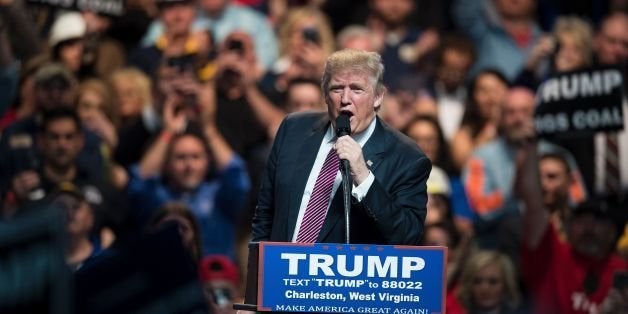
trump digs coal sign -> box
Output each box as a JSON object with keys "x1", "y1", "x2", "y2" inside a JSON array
[{"x1": 534, "y1": 66, "x2": 625, "y2": 136}]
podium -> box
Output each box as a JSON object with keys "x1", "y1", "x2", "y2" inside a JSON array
[
  {"x1": 235, "y1": 242, "x2": 261, "y2": 311},
  {"x1": 235, "y1": 242, "x2": 446, "y2": 313}
]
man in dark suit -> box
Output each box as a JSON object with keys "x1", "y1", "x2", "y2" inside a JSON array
[{"x1": 251, "y1": 49, "x2": 431, "y2": 245}]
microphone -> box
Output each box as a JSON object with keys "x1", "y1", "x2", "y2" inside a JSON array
[
  {"x1": 336, "y1": 114, "x2": 352, "y2": 243},
  {"x1": 335, "y1": 114, "x2": 351, "y2": 175}
]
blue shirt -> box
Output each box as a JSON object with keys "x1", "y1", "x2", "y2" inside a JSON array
[
  {"x1": 453, "y1": 0, "x2": 542, "y2": 81},
  {"x1": 127, "y1": 156, "x2": 250, "y2": 259},
  {"x1": 141, "y1": 4, "x2": 278, "y2": 70}
]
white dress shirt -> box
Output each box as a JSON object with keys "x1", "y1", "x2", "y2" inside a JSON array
[{"x1": 291, "y1": 118, "x2": 377, "y2": 242}]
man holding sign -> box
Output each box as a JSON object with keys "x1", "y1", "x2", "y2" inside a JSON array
[
  {"x1": 533, "y1": 12, "x2": 628, "y2": 196},
  {"x1": 463, "y1": 87, "x2": 587, "y2": 262}
]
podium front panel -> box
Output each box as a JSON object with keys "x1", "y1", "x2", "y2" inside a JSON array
[{"x1": 256, "y1": 242, "x2": 446, "y2": 313}]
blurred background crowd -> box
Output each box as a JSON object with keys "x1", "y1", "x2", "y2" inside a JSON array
[{"x1": 1, "y1": 0, "x2": 627, "y2": 313}]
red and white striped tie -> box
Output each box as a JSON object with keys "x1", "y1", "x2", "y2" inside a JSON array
[{"x1": 296, "y1": 148, "x2": 340, "y2": 243}]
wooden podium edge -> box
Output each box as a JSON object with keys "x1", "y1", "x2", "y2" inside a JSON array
[{"x1": 233, "y1": 303, "x2": 257, "y2": 311}]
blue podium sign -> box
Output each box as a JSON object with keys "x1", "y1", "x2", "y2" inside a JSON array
[{"x1": 257, "y1": 242, "x2": 446, "y2": 313}]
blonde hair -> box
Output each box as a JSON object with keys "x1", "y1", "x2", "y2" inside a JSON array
[
  {"x1": 277, "y1": 7, "x2": 335, "y2": 57},
  {"x1": 77, "y1": 78, "x2": 118, "y2": 127},
  {"x1": 322, "y1": 49, "x2": 386, "y2": 98},
  {"x1": 456, "y1": 250, "x2": 521, "y2": 311},
  {"x1": 553, "y1": 16, "x2": 594, "y2": 66},
  {"x1": 109, "y1": 67, "x2": 153, "y2": 110}
]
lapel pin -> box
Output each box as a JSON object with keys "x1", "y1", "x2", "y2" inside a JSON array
[{"x1": 367, "y1": 160, "x2": 373, "y2": 167}]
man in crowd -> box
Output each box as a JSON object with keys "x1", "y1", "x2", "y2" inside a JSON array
[
  {"x1": 517, "y1": 142, "x2": 628, "y2": 314},
  {"x1": 141, "y1": 0, "x2": 277, "y2": 73},
  {"x1": 284, "y1": 77, "x2": 325, "y2": 113},
  {"x1": 128, "y1": 0, "x2": 198, "y2": 79},
  {"x1": 425, "y1": 34, "x2": 475, "y2": 140},
  {"x1": 463, "y1": 87, "x2": 586, "y2": 261},
  {"x1": 9, "y1": 108, "x2": 129, "y2": 244},
  {"x1": 367, "y1": 0, "x2": 440, "y2": 91},
  {"x1": 126, "y1": 82, "x2": 250, "y2": 259},
  {"x1": 538, "y1": 152, "x2": 575, "y2": 241},
  {"x1": 591, "y1": 12, "x2": 628, "y2": 195},
  {"x1": 0, "y1": 63, "x2": 106, "y2": 208},
  {"x1": 453, "y1": 0, "x2": 542, "y2": 80}
]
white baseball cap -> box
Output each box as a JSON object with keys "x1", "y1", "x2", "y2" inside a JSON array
[
  {"x1": 427, "y1": 166, "x2": 451, "y2": 196},
  {"x1": 48, "y1": 12, "x2": 86, "y2": 48}
]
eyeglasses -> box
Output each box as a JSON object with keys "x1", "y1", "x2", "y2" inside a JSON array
[{"x1": 472, "y1": 277, "x2": 501, "y2": 286}]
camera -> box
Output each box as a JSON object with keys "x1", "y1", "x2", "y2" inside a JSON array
[
  {"x1": 302, "y1": 27, "x2": 320, "y2": 44},
  {"x1": 10, "y1": 143, "x2": 45, "y2": 201},
  {"x1": 227, "y1": 39, "x2": 244, "y2": 55},
  {"x1": 166, "y1": 54, "x2": 195, "y2": 73},
  {"x1": 10, "y1": 136, "x2": 39, "y2": 174}
]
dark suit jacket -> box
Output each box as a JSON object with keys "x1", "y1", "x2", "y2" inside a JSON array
[{"x1": 251, "y1": 111, "x2": 431, "y2": 245}]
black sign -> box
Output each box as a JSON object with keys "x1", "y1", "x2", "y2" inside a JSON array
[
  {"x1": 534, "y1": 66, "x2": 625, "y2": 136},
  {"x1": 27, "y1": 0, "x2": 125, "y2": 17}
]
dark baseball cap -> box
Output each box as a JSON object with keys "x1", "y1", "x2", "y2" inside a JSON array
[{"x1": 571, "y1": 195, "x2": 627, "y2": 231}]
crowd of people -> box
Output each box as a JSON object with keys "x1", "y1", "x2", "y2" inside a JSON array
[{"x1": 1, "y1": 0, "x2": 628, "y2": 313}]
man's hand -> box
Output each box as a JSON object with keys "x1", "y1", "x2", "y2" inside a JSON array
[
  {"x1": 293, "y1": 41, "x2": 326, "y2": 76},
  {"x1": 82, "y1": 110, "x2": 118, "y2": 148},
  {"x1": 414, "y1": 28, "x2": 440, "y2": 61},
  {"x1": 11, "y1": 171, "x2": 40, "y2": 200},
  {"x1": 525, "y1": 35, "x2": 555, "y2": 70},
  {"x1": 162, "y1": 94, "x2": 187, "y2": 134},
  {"x1": 198, "y1": 80, "x2": 217, "y2": 126},
  {"x1": 335, "y1": 135, "x2": 370, "y2": 185}
]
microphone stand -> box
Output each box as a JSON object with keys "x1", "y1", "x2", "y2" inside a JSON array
[
  {"x1": 341, "y1": 166, "x2": 352, "y2": 244},
  {"x1": 335, "y1": 114, "x2": 352, "y2": 244}
]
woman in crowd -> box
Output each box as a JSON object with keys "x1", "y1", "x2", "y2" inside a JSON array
[
  {"x1": 259, "y1": 7, "x2": 335, "y2": 104},
  {"x1": 109, "y1": 67, "x2": 160, "y2": 168},
  {"x1": 76, "y1": 78, "x2": 128, "y2": 188},
  {"x1": 448, "y1": 250, "x2": 523, "y2": 314},
  {"x1": 48, "y1": 13, "x2": 87, "y2": 77},
  {"x1": 406, "y1": 115, "x2": 474, "y2": 236},
  {"x1": 516, "y1": 16, "x2": 593, "y2": 89},
  {"x1": 108, "y1": 67, "x2": 153, "y2": 128},
  {"x1": 405, "y1": 115, "x2": 456, "y2": 174},
  {"x1": 450, "y1": 70, "x2": 509, "y2": 172},
  {"x1": 76, "y1": 79, "x2": 118, "y2": 149}
]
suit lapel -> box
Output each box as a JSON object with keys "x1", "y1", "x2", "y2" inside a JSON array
[
  {"x1": 317, "y1": 117, "x2": 389, "y2": 242},
  {"x1": 361, "y1": 118, "x2": 388, "y2": 174},
  {"x1": 286, "y1": 114, "x2": 330, "y2": 239}
]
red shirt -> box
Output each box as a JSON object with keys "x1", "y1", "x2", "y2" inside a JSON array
[
  {"x1": 446, "y1": 282, "x2": 467, "y2": 314},
  {"x1": 521, "y1": 224, "x2": 628, "y2": 314}
]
